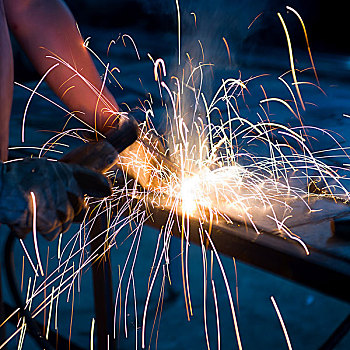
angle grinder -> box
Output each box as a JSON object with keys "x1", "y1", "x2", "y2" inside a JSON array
[{"x1": 60, "y1": 116, "x2": 139, "y2": 172}]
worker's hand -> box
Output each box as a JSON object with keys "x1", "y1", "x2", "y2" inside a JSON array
[
  {"x1": 116, "y1": 132, "x2": 177, "y2": 191},
  {"x1": 0, "y1": 158, "x2": 112, "y2": 241}
]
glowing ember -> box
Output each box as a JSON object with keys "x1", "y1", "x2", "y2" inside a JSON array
[{"x1": 180, "y1": 176, "x2": 199, "y2": 215}]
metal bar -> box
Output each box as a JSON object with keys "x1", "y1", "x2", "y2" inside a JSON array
[
  {"x1": 145, "y1": 204, "x2": 350, "y2": 304},
  {"x1": 0, "y1": 262, "x2": 7, "y2": 349},
  {"x1": 90, "y1": 213, "x2": 115, "y2": 350},
  {"x1": 319, "y1": 314, "x2": 350, "y2": 350}
]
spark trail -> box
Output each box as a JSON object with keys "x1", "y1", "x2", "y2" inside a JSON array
[{"x1": 4, "y1": 6, "x2": 350, "y2": 350}]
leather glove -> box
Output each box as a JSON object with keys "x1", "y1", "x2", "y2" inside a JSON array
[{"x1": 0, "y1": 158, "x2": 112, "y2": 241}]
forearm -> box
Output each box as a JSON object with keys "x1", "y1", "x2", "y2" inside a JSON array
[
  {"x1": 3, "y1": 0, "x2": 160, "y2": 191},
  {"x1": 4, "y1": 0, "x2": 120, "y2": 133},
  {"x1": 0, "y1": 0, "x2": 13, "y2": 160}
]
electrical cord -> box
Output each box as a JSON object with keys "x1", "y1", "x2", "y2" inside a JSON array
[{"x1": 4, "y1": 231, "x2": 55, "y2": 350}]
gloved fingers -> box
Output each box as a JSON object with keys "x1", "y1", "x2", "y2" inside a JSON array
[
  {"x1": 66, "y1": 192, "x2": 86, "y2": 221},
  {"x1": 35, "y1": 211, "x2": 62, "y2": 237},
  {"x1": 38, "y1": 191, "x2": 75, "y2": 238},
  {"x1": 1, "y1": 158, "x2": 111, "y2": 242},
  {"x1": 60, "y1": 220, "x2": 72, "y2": 235},
  {"x1": 56, "y1": 199, "x2": 75, "y2": 231},
  {"x1": 9, "y1": 224, "x2": 31, "y2": 240},
  {"x1": 73, "y1": 205, "x2": 88, "y2": 223},
  {"x1": 33, "y1": 203, "x2": 74, "y2": 241},
  {"x1": 67, "y1": 191, "x2": 88, "y2": 222},
  {"x1": 10, "y1": 216, "x2": 64, "y2": 242},
  {"x1": 43, "y1": 225, "x2": 64, "y2": 242},
  {"x1": 70, "y1": 164, "x2": 112, "y2": 198},
  {"x1": 5, "y1": 199, "x2": 32, "y2": 240},
  {"x1": 35, "y1": 207, "x2": 72, "y2": 241},
  {"x1": 30, "y1": 185, "x2": 68, "y2": 236}
]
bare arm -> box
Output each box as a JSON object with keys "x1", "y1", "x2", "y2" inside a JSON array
[
  {"x1": 0, "y1": 0, "x2": 13, "y2": 160},
  {"x1": 4, "y1": 0, "x2": 163, "y2": 190},
  {"x1": 4, "y1": 0, "x2": 120, "y2": 133}
]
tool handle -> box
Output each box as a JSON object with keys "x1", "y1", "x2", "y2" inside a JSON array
[{"x1": 61, "y1": 115, "x2": 139, "y2": 173}]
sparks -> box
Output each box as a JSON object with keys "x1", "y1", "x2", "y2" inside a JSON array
[
  {"x1": 30, "y1": 191, "x2": 44, "y2": 277},
  {"x1": 9, "y1": 7, "x2": 350, "y2": 350}
]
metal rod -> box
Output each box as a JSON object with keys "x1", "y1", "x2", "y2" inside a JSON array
[
  {"x1": 0, "y1": 262, "x2": 7, "y2": 349},
  {"x1": 143, "y1": 203, "x2": 350, "y2": 304},
  {"x1": 319, "y1": 314, "x2": 350, "y2": 350},
  {"x1": 90, "y1": 213, "x2": 115, "y2": 350}
]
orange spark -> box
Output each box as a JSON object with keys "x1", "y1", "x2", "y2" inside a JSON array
[
  {"x1": 260, "y1": 84, "x2": 270, "y2": 114},
  {"x1": 107, "y1": 39, "x2": 116, "y2": 56},
  {"x1": 278, "y1": 13, "x2": 306, "y2": 111},
  {"x1": 287, "y1": 6, "x2": 319, "y2": 85},
  {"x1": 61, "y1": 85, "x2": 75, "y2": 99},
  {"x1": 248, "y1": 12, "x2": 263, "y2": 29},
  {"x1": 122, "y1": 34, "x2": 140, "y2": 60},
  {"x1": 198, "y1": 39, "x2": 205, "y2": 62},
  {"x1": 222, "y1": 36, "x2": 231, "y2": 66},
  {"x1": 191, "y1": 12, "x2": 197, "y2": 28}
]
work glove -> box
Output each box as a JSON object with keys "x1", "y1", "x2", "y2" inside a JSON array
[{"x1": 0, "y1": 158, "x2": 112, "y2": 241}]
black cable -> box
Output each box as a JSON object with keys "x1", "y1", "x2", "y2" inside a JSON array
[{"x1": 4, "y1": 232, "x2": 55, "y2": 350}]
